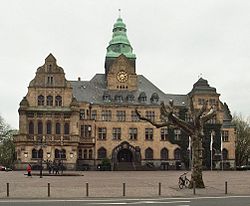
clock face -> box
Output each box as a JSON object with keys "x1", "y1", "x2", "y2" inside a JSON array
[{"x1": 117, "y1": 71, "x2": 128, "y2": 83}]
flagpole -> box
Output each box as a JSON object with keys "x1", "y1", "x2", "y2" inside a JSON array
[
  {"x1": 210, "y1": 131, "x2": 213, "y2": 171},
  {"x1": 221, "y1": 132, "x2": 223, "y2": 171},
  {"x1": 188, "y1": 136, "x2": 192, "y2": 170}
]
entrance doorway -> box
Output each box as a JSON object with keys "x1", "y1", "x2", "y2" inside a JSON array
[{"x1": 117, "y1": 149, "x2": 133, "y2": 162}]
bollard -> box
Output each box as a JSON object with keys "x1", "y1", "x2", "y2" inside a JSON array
[
  {"x1": 123, "y1": 183, "x2": 126, "y2": 196},
  {"x1": 6, "y1": 183, "x2": 9, "y2": 197},
  {"x1": 158, "y1": 182, "x2": 161, "y2": 196},
  {"x1": 48, "y1": 183, "x2": 50, "y2": 197},
  {"x1": 225, "y1": 181, "x2": 227, "y2": 194},
  {"x1": 86, "y1": 182, "x2": 89, "y2": 197},
  {"x1": 193, "y1": 181, "x2": 196, "y2": 195}
]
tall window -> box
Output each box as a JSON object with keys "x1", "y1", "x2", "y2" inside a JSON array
[
  {"x1": 29, "y1": 121, "x2": 34, "y2": 134},
  {"x1": 91, "y1": 110, "x2": 97, "y2": 120},
  {"x1": 78, "y1": 149, "x2": 82, "y2": 159},
  {"x1": 112, "y1": 128, "x2": 121, "y2": 140},
  {"x1": 174, "y1": 129, "x2": 181, "y2": 141},
  {"x1": 145, "y1": 128, "x2": 153, "y2": 140},
  {"x1": 46, "y1": 95, "x2": 53, "y2": 106},
  {"x1": 174, "y1": 148, "x2": 181, "y2": 160},
  {"x1": 146, "y1": 111, "x2": 155, "y2": 122},
  {"x1": 89, "y1": 149, "x2": 93, "y2": 159},
  {"x1": 222, "y1": 131, "x2": 229, "y2": 142},
  {"x1": 56, "y1": 123, "x2": 61, "y2": 135},
  {"x1": 46, "y1": 121, "x2": 52, "y2": 134},
  {"x1": 98, "y1": 147, "x2": 107, "y2": 159},
  {"x1": 38, "y1": 95, "x2": 44, "y2": 106},
  {"x1": 98, "y1": 127, "x2": 107, "y2": 140},
  {"x1": 38, "y1": 121, "x2": 43, "y2": 135},
  {"x1": 161, "y1": 148, "x2": 169, "y2": 160},
  {"x1": 117, "y1": 111, "x2": 126, "y2": 121},
  {"x1": 145, "y1": 148, "x2": 153, "y2": 159},
  {"x1": 129, "y1": 128, "x2": 137, "y2": 140},
  {"x1": 160, "y1": 128, "x2": 168, "y2": 141},
  {"x1": 131, "y1": 111, "x2": 140, "y2": 122},
  {"x1": 83, "y1": 149, "x2": 87, "y2": 159},
  {"x1": 101, "y1": 110, "x2": 112, "y2": 121},
  {"x1": 81, "y1": 125, "x2": 91, "y2": 138},
  {"x1": 80, "y1": 109, "x2": 85, "y2": 120},
  {"x1": 64, "y1": 122, "x2": 70, "y2": 135},
  {"x1": 32, "y1": 149, "x2": 43, "y2": 159},
  {"x1": 47, "y1": 76, "x2": 54, "y2": 85},
  {"x1": 222, "y1": 148, "x2": 228, "y2": 160},
  {"x1": 55, "y1": 95, "x2": 62, "y2": 106},
  {"x1": 55, "y1": 149, "x2": 66, "y2": 159}
]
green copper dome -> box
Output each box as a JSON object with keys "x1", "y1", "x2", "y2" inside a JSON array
[{"x1": 106, "y1": 17, "x2": 136, "y2": 59}]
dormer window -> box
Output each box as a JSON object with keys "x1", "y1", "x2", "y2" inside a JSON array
[
  {"x1": 138, "y1": 92, "x2": 147, "y2": 103},
  {"x1": 126, "y1": 94, "x2": 134, "y2": 102},
  {"x1": 47, "y1": 76, "x2": 54, "y2": 85},
  {"x1": 103, "y1": 94, "x2": 111, "y2": 102},
  {"x1": 114, "y1": 95, "x2": 123, "y2": 103},
  {"x1": 150, "y1": 93, "x2": 159, "y2": 103}
]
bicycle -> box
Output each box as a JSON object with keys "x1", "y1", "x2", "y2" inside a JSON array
[{"x1": 178, "y1": 172, "x2": 190, "y2": 189}]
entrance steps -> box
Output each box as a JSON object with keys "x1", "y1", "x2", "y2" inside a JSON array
[{"x1": 113, "y1": 162, "x2": 136, "y2": 171}]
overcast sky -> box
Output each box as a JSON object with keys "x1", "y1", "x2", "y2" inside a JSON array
[{"x1": 1, "y1": 0, "x2": 250, "y2": 129}]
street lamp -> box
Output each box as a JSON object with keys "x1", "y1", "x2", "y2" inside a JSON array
[{"x1": 36, "y1": 136, "x2": 47, "y2": 178}]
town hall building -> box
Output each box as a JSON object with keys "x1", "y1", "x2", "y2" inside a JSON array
[{"x1": 14, "y1": 16, "x2": 235, "y2": 170}]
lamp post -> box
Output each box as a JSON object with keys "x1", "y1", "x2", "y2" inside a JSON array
[{"x1": 36, "y1": 136, "x2": 47, "y2": 178}]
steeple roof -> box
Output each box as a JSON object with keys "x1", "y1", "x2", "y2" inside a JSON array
[{"x1": 106, "y1": 16, "x2": 136, "y2": 59}]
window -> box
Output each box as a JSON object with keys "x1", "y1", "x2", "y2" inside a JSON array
[
  {"x1": 174, "y1": 148, "x2": 181, "y2": 160},
  {"x1": 83, "y1": 149, "x2": 87, "y2": 159},
  {"x1": 117, "y1": 111, "x2": 126, "y2": 121},
  {"x1": 174, "y1": 129, "x2": 181, "y2": 141},
  {"x1": 146, "y1": 111, "x2": 155, "y2": 122},
  {"x1": 115, "y1": 95, "x2": 123, "y2": 103},
  {"x1": 98, "y1": 127, "x2": 107, "y2": 140},
  {"x1": 47, "y1": 76, "x2": 54, "y2": 85},
  {"x1": 145, "y1": 128, "x2": 153, "y2": 140},
  {"x1": 78, "y1": 149, "x2": 82, "y2": 159},
  {"x1": 101, "y1": 110, "x2": 112, "y2": 121},
  {"x1": 55, "y1": 95, "x2": 62, "y2": 106},
  {"x1": 46, "y1": 121, "x2": 52, "y2": 134},
  {"x1": 161, "y1": 148, "x2": 169, "y2": 160},
  {"x1": 198, "y1": 98, "x2": 206, "y2": 105},
  {"x1": 46, "y1": 95, "x2": 53, "y2": 106},
  {"x1": 222, "y1": 131, "x2": 229, "y2": 142},
  {"x1": 81, "y1": 125, "x2": 91, "y2": 138},
  {"x1": 129, "y1": 128, "x2": 137, "y2": 140},
  {"x1": 112, "y1": 128, "x2": 121, "y2": 140},
  {"x1": 98, "y1": 147, "x2": 107, "y2": 159},
  {"x1": 56, "y1": 123, "x2": 61, "y2": 135},
  {"x1": 222, "y1": 148, "x2": 228, "y2": 160},
  {"x1": 32, "y1": 149, "x2": 43, "y2": 158},
  {"x1": 91, "y1": 110, "x2": 97, "y2": 120},
  {"x1": 89, "y1": 149, "x2": 93, "y2": 159},
  {"x1": 131, "y1": 111, "x2": 139, "y2": 122},
  {"x1": 80, "y1": 109, "x2": 85, "y2": 120},
  {"x1": 55, "y1": 149, "x2": 66, "y2": 159},
  {"x1": 160, "y1": 128, "x2": 168, "y2": 141},
  {"x1": 145, "y1": 148, "x2": 153, "y2": 159},
  {"x1": 38, "y1": 121, "x2": 43, "y2": 135},
  {"x1": 185, "y1": 113, "x2": 193, "y2": 122},
  {"x1": 64, "y1": 123, "x2": 70, "y2": 135},
  {"x1": 103, "y1": 94, "x2": 111, "y2": 102},
  {"x1": 150, "y1": 93, "x2": 159, "y2": 103},
  {"x1": 38, "y1": 95, "x2": 44, "y2": 106},
  {"x1": 29, "y1": 121, "x2": 34, "y2": 134},
  {"x1": 138, "y1": 92, "x2": 147, "y2": 103},
  {"x1": 207, "y1": 116, "x2": 216, "y2": 124},
  {"x1": 209, "y1": 98, "x2": 216, "y2": 106},
  {"x1": 126, "y1": 94, "x2": 134, "y2": 102}
]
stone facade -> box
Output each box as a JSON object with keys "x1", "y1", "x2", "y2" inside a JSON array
[{"x1": 14, "y1": 17, "x2": 235, "y2": 170}]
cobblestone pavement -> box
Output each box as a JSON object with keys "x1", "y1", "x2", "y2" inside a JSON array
[{"x1": 0, "y1": 170, "x2": 250, "y2": 198}]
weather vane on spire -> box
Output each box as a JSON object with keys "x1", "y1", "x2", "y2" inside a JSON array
[
  {"x1": 118, "y1": 9, "x2": 121, "y2": 18},
  {"x1": 198, "y1": 73, "x2": 203, "y2": 79}
]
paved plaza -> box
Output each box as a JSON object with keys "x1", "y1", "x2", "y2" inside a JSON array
[{"x1": 0, "y1": 170, "x2": 250, "y2": 198}]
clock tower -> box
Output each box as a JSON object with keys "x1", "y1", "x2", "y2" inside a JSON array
[{"x1": 105, "y1": 16, "x2": 137, "y2": 91}]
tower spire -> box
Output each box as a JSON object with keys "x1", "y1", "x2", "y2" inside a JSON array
[{"x1": 118, "y1": 9, "x2": 121, "y2": 18}]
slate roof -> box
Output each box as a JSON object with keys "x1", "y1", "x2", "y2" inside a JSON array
[{"x1": 70, "y1": 74, "x2": 189, "y2": 107}]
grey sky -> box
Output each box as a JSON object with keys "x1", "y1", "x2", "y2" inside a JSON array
[{"x1": 1, "y1": 0, "x2": 250, "y2": 129}]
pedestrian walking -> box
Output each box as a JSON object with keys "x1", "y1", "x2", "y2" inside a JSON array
[{"x1": 27, "y1": 163, "x2": 32, "y2": 177}]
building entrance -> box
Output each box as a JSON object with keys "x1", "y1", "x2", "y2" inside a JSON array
[{"x1": 117, "y1": 149, "x2": 133, "y2": 162}]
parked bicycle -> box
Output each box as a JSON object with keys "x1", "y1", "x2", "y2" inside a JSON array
[{"x1": 178, "y1": 172, "x2": 190, "y2": 189}]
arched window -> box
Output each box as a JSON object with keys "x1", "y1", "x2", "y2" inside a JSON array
[
  {"x1": 161, "y1": 148, "x2": 169, "y2": 160},
  {"x1": 61, "y1": 149, "x2": 66, "y2": 159},
  {"x1": 174, "y1": 148, "x2": 181, "y2": 160},
  {"x1": 38, "y1": 149, "x2": 43, "y2": 158},
  {"x1": 64, "y1": 123, "x2": 70, "y2": 135},
  {"x1": 32, "y1": 149, "x2": 38, "y2": 158},
  {"x1": 83, "y1": 149, "x2": 87, "y2": 159},
  {"x1": 46, "y1": 121, "x2": 52, "y2": 134},
  {"x1": 38, "y1": 121, "x2": 43, "y2": 135},
  {"x1": 138, "y1": 92, "x2": 147, "y2": 103},
  {"x1": 222, "y1": 148, "x2": 228, "y2": 160},
  {"x1": 47, "y1": 95, "x2": 53, "y2": 106},
  {"x1": 55, "y1": 95, "x2": 62, "y2": 106},
  {"x1": 38, "y1": 95, "x2": 44, "y2": 106},
  {"x1": 145, "y1": 147, "x2": 153, "y2": 159},
  {"x1": 89, "y1": 149, "x2": 93, "y2": 159},
  {"x1": 56, "y1": 123, "x2": 61, "y2": 135},
  {"x1": 29, "y1": 121, "x2": 34, "y2": 134},
  {"x1": 150, "y1": 93, "x2": 159, "y2": 103},
  {"x1": 55, "y1": 149, "x2": 60, "y2": 158},
  {"x1": 97, "y1": 147, "x2": 107, "y2": 159}
]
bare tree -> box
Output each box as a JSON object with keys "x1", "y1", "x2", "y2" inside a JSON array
[{"x1": 136, "y1": 99, "x2": 216, "y2": 188}]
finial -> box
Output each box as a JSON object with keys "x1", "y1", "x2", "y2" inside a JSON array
[
  {"x1": 198, "y1": 73, "x2": 203, "y2": 79},
  {"x1": 118, "y1": 9, "x2": 121, "y2": 18}
]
